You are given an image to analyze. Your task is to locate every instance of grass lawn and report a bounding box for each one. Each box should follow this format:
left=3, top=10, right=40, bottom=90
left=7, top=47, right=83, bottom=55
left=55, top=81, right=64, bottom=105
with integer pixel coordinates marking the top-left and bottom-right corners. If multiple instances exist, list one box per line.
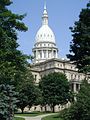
left=13, top=117, right=25, bottom=120
left=15, top=111, right=49, bottom=117
left=42, top=114, right=63, bottom=120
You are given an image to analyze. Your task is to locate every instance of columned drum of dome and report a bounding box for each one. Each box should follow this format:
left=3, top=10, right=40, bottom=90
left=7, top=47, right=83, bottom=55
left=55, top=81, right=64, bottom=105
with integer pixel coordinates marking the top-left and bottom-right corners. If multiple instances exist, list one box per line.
left=32, top=3, right=58, bottom=63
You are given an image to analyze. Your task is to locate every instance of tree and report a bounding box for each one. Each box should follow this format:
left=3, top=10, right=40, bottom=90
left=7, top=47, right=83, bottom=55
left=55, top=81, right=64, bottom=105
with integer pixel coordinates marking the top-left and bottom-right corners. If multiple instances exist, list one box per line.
left=0, top=0, right=29, bottom=119
left=0, top=0, right=28, bottom=86
left=34, top=86, right=44, bottom=111
left=0, top=84, right=18, bottom=120
left=62, top=80, right=90, bottom=120
left=39, top=72, right=70, bottom=113
left=16, top=70, right=36, bottom=113
left=67, top=1, right=90, bottom=74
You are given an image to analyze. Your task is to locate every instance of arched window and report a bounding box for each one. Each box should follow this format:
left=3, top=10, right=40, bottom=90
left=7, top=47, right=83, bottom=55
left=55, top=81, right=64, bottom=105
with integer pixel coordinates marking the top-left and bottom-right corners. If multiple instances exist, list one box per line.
left=34, top=51, right=36, bottom=58
left=53, top=50, right=56, bottom=58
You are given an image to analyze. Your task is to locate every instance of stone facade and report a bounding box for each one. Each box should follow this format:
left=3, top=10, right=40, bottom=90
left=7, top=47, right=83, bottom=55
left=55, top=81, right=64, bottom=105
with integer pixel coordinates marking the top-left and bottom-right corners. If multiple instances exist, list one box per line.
left=29, top=57, right=88, bottom=112
left=30, top=58, right=85, bottom=92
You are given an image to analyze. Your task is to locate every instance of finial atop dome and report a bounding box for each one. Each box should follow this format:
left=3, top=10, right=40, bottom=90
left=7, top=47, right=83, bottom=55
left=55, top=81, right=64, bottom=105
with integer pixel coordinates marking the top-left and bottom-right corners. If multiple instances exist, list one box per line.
left=42, top=0, right=48, bottom=25
left=44, top=0, right=46, bottom=10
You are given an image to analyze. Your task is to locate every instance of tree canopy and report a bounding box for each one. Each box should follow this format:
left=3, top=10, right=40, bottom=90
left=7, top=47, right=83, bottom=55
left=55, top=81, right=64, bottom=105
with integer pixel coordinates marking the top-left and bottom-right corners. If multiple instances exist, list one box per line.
left=39, top=72, right=70, bottom=112
left=62, top=80, right=90, bottom=120
left=0, top=84, right=18, bottom=120
left=62, top=2, right=90, bottom=119
left=67, top=1, right=90, bottom=74
left=0, top=0, right=28, bottom=86
left=0, top=0, right=33, bottom=119
left=16, top=69, right=36, bottom=113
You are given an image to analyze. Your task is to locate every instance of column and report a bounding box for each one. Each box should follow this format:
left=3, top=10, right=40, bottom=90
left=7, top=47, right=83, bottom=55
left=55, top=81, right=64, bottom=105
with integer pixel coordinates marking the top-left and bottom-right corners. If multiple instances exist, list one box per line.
left=56, top=50, right=58, bottom=58
left=42, top=50, right=44, bottom=59
left=73, top=83, right=77, bottom=101
left=46, top=50, right=48, bottom=59
left=78, top=84, right=80, bottom=90
left=52, top=50, right=53, bottom=58
left=36, top=50, right=38, bottom=59
left=73, top=83, right=77, bottom=92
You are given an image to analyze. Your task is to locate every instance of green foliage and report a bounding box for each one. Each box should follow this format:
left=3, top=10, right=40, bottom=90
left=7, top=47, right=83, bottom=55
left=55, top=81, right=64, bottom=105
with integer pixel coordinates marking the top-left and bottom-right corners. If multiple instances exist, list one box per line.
left=39, top=72, right=70, bottom=112
left=16, top=69, right=36, bottom=113
left=13, top=117, right=25, bottom=120
left=0, top=0, right=30, bottom=119
left=62, top=80, right=90, bottom=120
left=34, top=86, right=43, bottom=106
left=0, top=0, right=28, bottom=86
left=67, top=1, right=90, bottom=73
left=0, top=84, right=18, bottom=120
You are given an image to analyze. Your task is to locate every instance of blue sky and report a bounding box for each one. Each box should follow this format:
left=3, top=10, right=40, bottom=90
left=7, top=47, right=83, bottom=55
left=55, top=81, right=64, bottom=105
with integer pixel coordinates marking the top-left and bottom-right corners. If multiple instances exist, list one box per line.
left=9, top=0, right=88, bottom=58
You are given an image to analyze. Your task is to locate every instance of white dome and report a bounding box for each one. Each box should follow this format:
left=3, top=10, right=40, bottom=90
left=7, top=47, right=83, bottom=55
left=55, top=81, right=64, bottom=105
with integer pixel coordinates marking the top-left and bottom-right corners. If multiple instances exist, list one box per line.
left=32, top=3, right=58, bottom=63
left=35, top=25, right=56, bottom=43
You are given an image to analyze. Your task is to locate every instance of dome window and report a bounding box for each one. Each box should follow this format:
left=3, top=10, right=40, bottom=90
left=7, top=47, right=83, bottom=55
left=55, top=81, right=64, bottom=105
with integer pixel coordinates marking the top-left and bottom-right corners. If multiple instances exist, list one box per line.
left=34, top=51, right=36, bottom=58
left=44, top=34, right=46, bottom=37
left=53, top=50, right=56, bottom=58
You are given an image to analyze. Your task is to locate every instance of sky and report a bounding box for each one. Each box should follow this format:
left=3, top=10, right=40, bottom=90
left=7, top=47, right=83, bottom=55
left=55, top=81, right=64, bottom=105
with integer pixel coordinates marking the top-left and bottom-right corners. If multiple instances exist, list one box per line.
left=9, top=0, right=88, bottom=59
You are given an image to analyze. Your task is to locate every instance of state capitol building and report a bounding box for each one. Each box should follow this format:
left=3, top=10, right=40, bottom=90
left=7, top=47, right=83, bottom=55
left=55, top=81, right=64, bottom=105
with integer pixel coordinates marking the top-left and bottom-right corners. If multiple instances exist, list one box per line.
left=30, top=3, right=87, bottom=94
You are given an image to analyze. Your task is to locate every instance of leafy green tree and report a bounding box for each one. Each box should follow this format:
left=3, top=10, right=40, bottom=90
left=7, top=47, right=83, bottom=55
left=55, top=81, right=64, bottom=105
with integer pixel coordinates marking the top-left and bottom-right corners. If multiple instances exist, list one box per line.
left=39, top=72, right=70, bottom=113
left=34, top=86, right=44, bottom=111
left=16, top=70, right=36, bottom=113
left=0, top=0, right=29, bottom=119
left=62, top=80, right=90, bottom=120
left=67, top=1, right=90, bottom=74
left=0, top=0, right=28, bottom=86
left=0, top=84, right=18, bottom=120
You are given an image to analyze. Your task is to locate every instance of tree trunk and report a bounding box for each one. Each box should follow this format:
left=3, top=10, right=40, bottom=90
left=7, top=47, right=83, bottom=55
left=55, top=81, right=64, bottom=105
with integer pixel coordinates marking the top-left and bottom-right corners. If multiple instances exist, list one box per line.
left=40, top=106, right=43, bottom=111
left=8, top=96, right=13, bottom=120
left=45, top=105, right=47, bottom=112
left=52, top=104, right=55, bottom=113
left=21, top=108, right=24, bottom=114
